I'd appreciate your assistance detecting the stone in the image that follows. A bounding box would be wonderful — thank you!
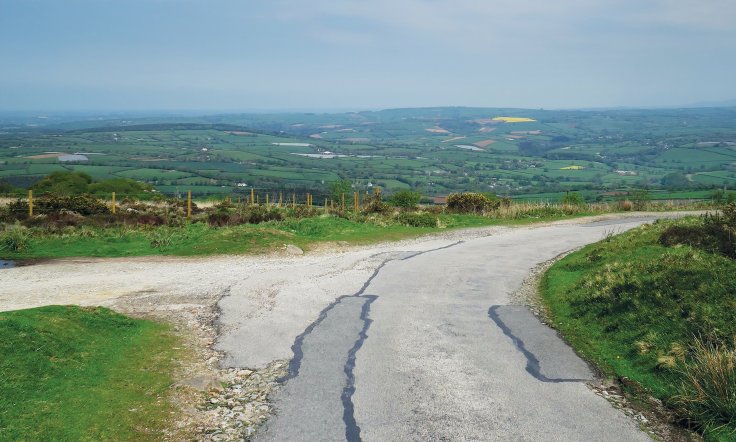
[284,244,304,255]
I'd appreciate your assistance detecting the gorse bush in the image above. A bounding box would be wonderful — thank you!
[395,212,437,228]
[660,206,736,259]
[9,194,110,217]
[286,205,319,219]
[208,206,284,227]
[446,192,500,214]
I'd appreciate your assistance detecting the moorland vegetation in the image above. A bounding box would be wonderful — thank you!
[542,204,736,440]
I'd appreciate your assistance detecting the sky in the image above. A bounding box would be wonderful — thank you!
[1,0,735,111]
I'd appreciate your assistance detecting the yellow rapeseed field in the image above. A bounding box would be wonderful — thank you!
[561,165,585,170]
[492,117,537,123]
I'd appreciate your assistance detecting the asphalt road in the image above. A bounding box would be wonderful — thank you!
[253,219,660,441]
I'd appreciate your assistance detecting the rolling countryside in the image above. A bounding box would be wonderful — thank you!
[2,106,735,199]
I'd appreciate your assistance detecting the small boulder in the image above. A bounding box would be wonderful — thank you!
[284,244,304,255]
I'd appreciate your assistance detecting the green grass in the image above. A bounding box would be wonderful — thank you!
[1,211,591,260]
[0,305,183,441]
[541,218,736,440]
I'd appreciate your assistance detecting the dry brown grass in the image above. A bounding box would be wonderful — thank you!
[676,339,736,434]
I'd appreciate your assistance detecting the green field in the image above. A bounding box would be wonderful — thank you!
[1,107,735,197]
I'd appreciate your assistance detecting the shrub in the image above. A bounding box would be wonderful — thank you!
[286,205,319,219]
[675,339,736,434]
[363,194,391,214]
[208,206,284,226]
[207,212,231,227]
[132,213,167,226]
[660,212,736,259]
[330,179,352,200]
[722,202,736,227]
[29,194,110,216]
[389,190,421,209]
[446,192,500,214]
[396,212,438,228]
[560,192,585,206]
[240,206,284,224]
[7,199,30,219]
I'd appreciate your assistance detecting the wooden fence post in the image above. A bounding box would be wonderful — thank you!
[187,190,192,218]
[266,193,269,206]
[292,193,296,208]
[341,193,345,211]
[28,190,33,217]
[354,192,358,211]
[251,188,255,208]
[111,192,116,214]
[279,192,283,208]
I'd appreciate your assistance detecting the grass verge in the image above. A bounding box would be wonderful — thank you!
[0,305,183,441]
[0,212,593,260]
[540,217,736,440]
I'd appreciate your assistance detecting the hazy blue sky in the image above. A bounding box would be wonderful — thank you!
[1,0,734,111]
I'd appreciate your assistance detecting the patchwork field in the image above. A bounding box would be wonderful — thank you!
[1,107,735,198]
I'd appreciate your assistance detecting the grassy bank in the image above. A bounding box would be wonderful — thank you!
[541,213,736,440]
[0,210,598,260]
[0,306,183,440]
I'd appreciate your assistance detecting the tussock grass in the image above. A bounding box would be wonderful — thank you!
[676,339,736,436]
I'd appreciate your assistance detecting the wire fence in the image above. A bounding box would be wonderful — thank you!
[1,188,385,218]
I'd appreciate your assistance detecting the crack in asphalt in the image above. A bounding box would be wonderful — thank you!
[279,240,464,441]
[487,305,589,383]
[341,294,377,442]
[282,241,464,383]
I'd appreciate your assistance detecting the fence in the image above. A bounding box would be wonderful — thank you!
[3,188,385,218]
